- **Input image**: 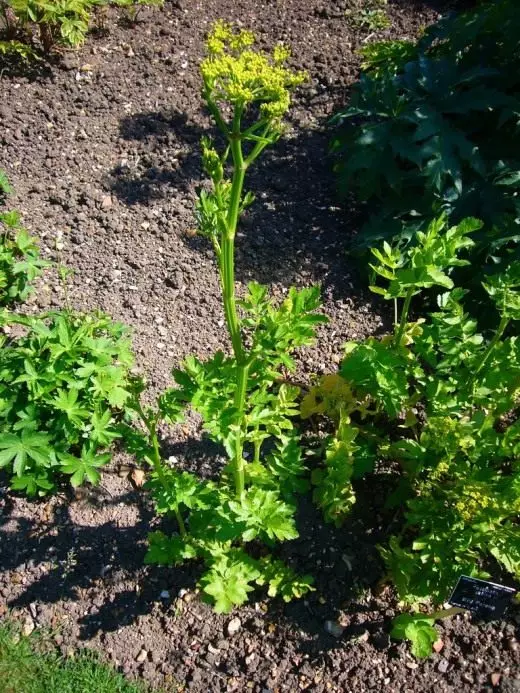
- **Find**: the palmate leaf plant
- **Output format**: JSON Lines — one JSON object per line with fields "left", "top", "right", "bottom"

{"left": 0, "top": 0, "right": 163, "bottom": 53}
{"left": 128, "top": 21, "right": 325, "bottom": 613}
{"left": 302, "top": 215, "right": 520, "bottom": 655}
{"left": 0, "top": 176, "right": 49, "bottom": 306}
{"left": 330, "top": 0, "right": 520, "bottom": 279}
{"left": 0, "top": 309, "right": 134, "bottom": 495}
{"left": 0, "top": 174, "right": 135, "bottom": 496}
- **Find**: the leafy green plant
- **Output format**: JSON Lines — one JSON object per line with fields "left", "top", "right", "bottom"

{"left": 0, "top": 0, "right": 163, "bottom": 53}
{"left": 331, "top": 0, "right": 520, "bottom": 276}
{"left": 0, "top": 309, "right": 133, "bottom": 495}
{"left": 0, "top": 169, "right": 12, "bottom": 196}
{"left": 111, "top": 0, "right": 163, "bottom": 23}
{"left": 345, "top": 0, "right": 390, "bottom": 32}
{"left": 303, "top": 215, "right": 520, "bottom": 653}
{"left": 129, "top": 21, "right": 325, "bottom": 613}
{"left": 358, "top": 39, "right": 416, "bottom": 78}
{"left": 0, "top": 176, "right": 48, "bottom": 306}
{"left": 5, "top": 0, "right": 97, "bottom": 51}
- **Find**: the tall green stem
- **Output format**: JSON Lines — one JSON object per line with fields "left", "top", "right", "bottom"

{"left": 233, "top": 363, "right": 249, "bottom": 496}
{"left": 220, "top": 235, "right": 244, "bottom": 363}
{"left": 470, "top": 313, "right": 510, "bottom": 384}
{"left": 217, "top": 106, "right": 252, "bottom": 497}
{"left": 394, "top": 288, "right": 414, "bottom": 347}
{"left": 174, "top": 507, "right": 187, "bottom": 537}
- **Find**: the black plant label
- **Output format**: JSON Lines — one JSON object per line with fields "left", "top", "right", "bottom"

{"left": 449, "top": 576, "right": 517, "bottom": 619}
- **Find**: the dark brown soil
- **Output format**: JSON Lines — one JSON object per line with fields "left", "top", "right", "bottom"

{"left": 1, "top": 1, "right": 519, "bottom": 692}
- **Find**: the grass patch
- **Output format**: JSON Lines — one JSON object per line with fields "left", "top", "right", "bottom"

{"left": 0, "top": 620, "right": 151, "bottom": 693}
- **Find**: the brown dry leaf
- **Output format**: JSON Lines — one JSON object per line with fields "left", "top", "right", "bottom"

{"left": 130, "top": 468, "right": 146, "bottom": 488}
{"left": 42, "top": 501, "right": 53, "bottom": 523}
{"left": 433, "top": 639, "right": 444, "bottom": 653}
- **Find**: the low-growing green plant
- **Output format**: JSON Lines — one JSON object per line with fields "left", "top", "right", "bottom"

{"left": 390, "top": 606, "right": 464, "bottom": 658}
{"left": 128, "top": 21, "right": 326, "bottom": 613}
{"left": 0, "top": 175, "right": 48, "bottom": 306}
{"left": 5, "top": 0, "right": 97, "bottom": 51}
{"left": 345, "top": 0, "right": 390, "bottom": 33}
{"left": 0, "top": 169, "right": 12, "bottom": 196}
{"left": 0, "top": 0, "right": 163, "bottom": 53}
{"left": 111, "top": 0, "right": 163, "bottom": 23}
{"left": 303, "top": 215, "right": 520, "bottom": 654}
{"left": 358, "top": 39, "right": 416, "bottom": 78}
{"left": 331, "top": 0, "right": 520, "bottom": 278}
{"left": 0, "top": 309, "right": 134, "bottom": 495}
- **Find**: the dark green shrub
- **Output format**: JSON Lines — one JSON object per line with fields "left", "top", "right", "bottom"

{"left": 331, "top": 0, "right": 520, "bottom": 273}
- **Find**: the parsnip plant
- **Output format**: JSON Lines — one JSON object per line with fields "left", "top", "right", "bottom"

{"left": 303, "top": 215, "right": 520, "bottom": 653}
{"left": 131, "top": 22, "right": 325, "bottom": 613}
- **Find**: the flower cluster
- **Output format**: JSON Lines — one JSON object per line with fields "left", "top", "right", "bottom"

{"left": 201, "top": 21, "right": 306, "bottom": 120}
{"left": 455, "top": 482, "right": 504, "bottom": 523}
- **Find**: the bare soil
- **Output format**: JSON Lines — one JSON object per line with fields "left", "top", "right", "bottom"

{"left": 1, "top": 1, "right": 519, "bottom": 691}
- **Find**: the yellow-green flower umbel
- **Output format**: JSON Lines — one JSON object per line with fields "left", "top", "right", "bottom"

{"left": 201, "top": 21, "right": 306, "bottom": 133}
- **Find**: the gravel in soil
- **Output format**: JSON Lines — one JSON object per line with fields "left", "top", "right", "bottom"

{"left": 1, "top": 0, "right": 519, "bottom": 691}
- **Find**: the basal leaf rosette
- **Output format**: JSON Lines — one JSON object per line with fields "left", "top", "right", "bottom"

{"left": 201, "top": 20, "right": 306, "bottom": 123}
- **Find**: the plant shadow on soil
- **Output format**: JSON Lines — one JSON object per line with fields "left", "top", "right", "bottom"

{"left": 1, "top": 451, "right": 402, "bottom": 655}
{"left": 105, "top": 101, "right": 374, "bottom": 307}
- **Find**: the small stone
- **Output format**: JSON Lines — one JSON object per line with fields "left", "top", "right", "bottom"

{"left": 136, "top": 649, "right": 148, "bottom": 663}
{"left": 159, "top": 590, "right": 170, "bottom": 600}
{"left": 491, "top": 673, "right": 501, "bottom": 687}
{"left": 141, "top": 221, "right": 150, "bottom": 230}
{"left": 507, "top": 638, "right": 519, "bottom": 652}
{"left": 324, "top": 620, "right": 344, "bottom": 638}
{"left": 178, "top": 588, "right": 188, "bottom": 598}
{"left": 406, "top": 661, "right": 419, "bottom": 670}
{"left": 433, "top": 639, "right": 444, "bottom": 653}
{"left": 22, "top": 617, "right": 35, "bottom": 636}
{"left": 438, "top": 659, "right": 449, "bottom": 674}
{"left": 207, "top": 643, "right": 220, "bottom": 655}
{"left": 101, "top": 195, "right": 112, "bottom": 209}
{"left": 227, "top": 617, "right": 242, "bottom": 636}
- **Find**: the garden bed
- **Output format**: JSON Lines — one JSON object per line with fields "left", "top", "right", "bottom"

{"left": 1, "top": 0, "right": 519, "bottom": 691}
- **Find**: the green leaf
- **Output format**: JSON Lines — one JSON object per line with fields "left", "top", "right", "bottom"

{"left": 0, "top": 429, "right": 51, "bottom": 477}
{"left": 391, "top": 613, "right": 438, "bottom": 659}
{"left": 256, "top": 556, "right": 314, "bottom": 602}
{"left": 59, "top": 444, "right": 111, "bottom": 487}
{"left": 144, "top": 531, "right": 198, "bottom": 566}
{"left": 199, "top": 549, "right": 261, "bottom": 614}
{"left": 227, "top": 488, "right": 298, "bottom": 543}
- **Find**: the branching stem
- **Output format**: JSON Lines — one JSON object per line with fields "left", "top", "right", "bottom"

{"left": 394, "top": 288, "right": 413, "bottom": 347}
